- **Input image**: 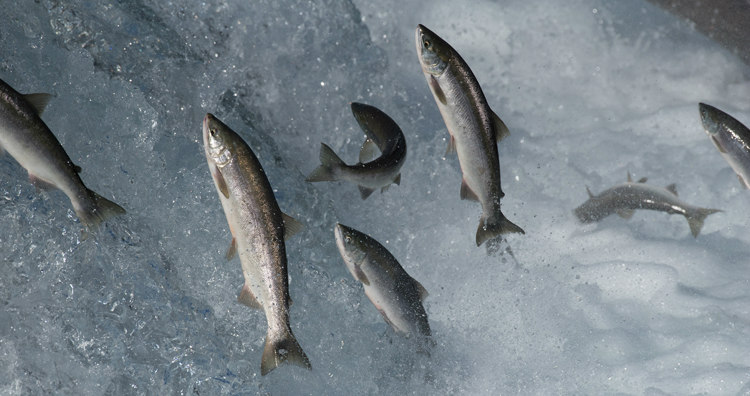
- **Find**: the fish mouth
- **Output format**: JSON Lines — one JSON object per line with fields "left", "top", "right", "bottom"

{"left": 333, "top": 223, "right": 347, "bottom": 248}
{"left": 415, "top": 25, "right": 425, "bottom": 56}
{"left": 698, "top": 103, "right": 720, "bottom": 134}
{"left": 202, "top": 113, "right": 214, "bottom": 147}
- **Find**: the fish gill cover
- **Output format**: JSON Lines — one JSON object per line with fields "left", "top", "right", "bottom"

{"left": 0, "top": 0, "right": 749, "bottom": 394}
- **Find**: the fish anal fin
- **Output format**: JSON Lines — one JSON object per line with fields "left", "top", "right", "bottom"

{"left": 413, "top": 279, "right": 429, "bottom": 301}
{"left": 666, "top": 183, "right": 678, "bottom": 196}
{"left": 359, "top": 137, "right": 380, "bottom": 163}
{"left": 429, "top": 75, "right": 447, "bottom": 105}
{"left": 225, "top": 238, "right": 237, "bottom": 261}
{"left": 460, "top": 179, "right": 480, "bottom": 201}
{"left": 491, "top": 110, "right": 510, "bottom": 142}
{"left": 445, "top": 136, "right": 456, "bottom": 156}
{"left": 23, "top": 93, "right": 53, "bottom": 115}
{"left": 616, "top": 209, "right": 635, "bottom": 219}
{"left": 238, "top": 283, "right": 262, "bottom": 309}
{"left": 393, "top": 173, "right": 401, "bottom": 186}
{"left": 359, "top": 186, "right": 375, "bottom": 200}
{"left": 213, "top": 167, "right": 230, "bottom": 198}
{"left": 376, "top": 307, "right": 398, "bottom": 332}
{"left": 29, "top": 174, "right": 57, "bottom": 192}
{"left": 282, "top": 212, "right": 303, "bottom": 239}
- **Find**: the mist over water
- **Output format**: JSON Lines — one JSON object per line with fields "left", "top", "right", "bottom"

{"left": 1, "top": 0, "right": 749, "bottom": 394}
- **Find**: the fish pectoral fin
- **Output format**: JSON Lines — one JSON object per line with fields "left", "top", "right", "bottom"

{"left": 711, "top": 135, "right": 728, "bottom": 153}
{"left": 445, "top": 136, "right": 456, "bottom": 156}
{"left": 491, "top": 110, "right": 510, "bottom": 142}
{"left": 282, "top": 212, "right": 303, "bottom": 239}
{"left": 616, "top": 209, "right": 635, "bottom": 219}
{"left": 225, "top": 238, "right": 237, "bottom": 261}
{"left": 740, "top": 175, "right": 750, "bottom": 189}
{"left": 429, "top": 75, "right": 447, "bottom": 105}
{"left": 23, "top": 93, "right": 53, "bottom": 115}
{"left": 212, "top": 167, "right": 230, "bottom": 198}
{"left": 237, "top": 283, "right": 262, "bottom": 309}
{"left": 393, "top": 173, "right": 401, "bottom": 186}
{"left": 359, "top": 137, "right": 380, "bottom": 163}
{"left": 460, "top": 179, "right": 480, "bottom": 201}
{"left": 666, "top": 183, "right": 678, "bottom": 196}
{"left": 352, "top": 263, "right": 370, "bottom": 285}
{"left": 359, "top": 186, "right": 375, "bottom": 200}
{"left": 637, "top": 177, "right": 648, "bottom": 183}
{"left": 72, "top": 164, "right": 82, "bottom": 173}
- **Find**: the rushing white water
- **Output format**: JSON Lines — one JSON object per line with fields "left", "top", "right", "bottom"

{"left": 1, "top": 0, "right": 749, "bottom": 394}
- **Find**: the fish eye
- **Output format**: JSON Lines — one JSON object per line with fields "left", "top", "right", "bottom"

{"left": 210, "top": 128, "right": 217, "bottom": 136}
{"left": 423, "top": 39, "right": 431, "bottom": 49}
{"left": 345, "top": 236, "right": 352, "bottom": 243}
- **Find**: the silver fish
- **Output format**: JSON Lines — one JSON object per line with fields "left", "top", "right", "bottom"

{"left": 306, "top": 102, "right": 406, "bottom": 199}
{"left": 334, "top": 223, "right": 431, "bottom": 341}
{"left": 574, "top": 174, "right": 721, "bottom": 237}
{"left": 415, "top": 24, "right": 524, "bottom": 245}
{"left": 0, "top": 78, "right": 125, "bottom": 230}
{"left": 203, "top": 113, "right": 310, "bottom": 376}
{"left": 699, "top": 102, "right": 750, "bottom": 188}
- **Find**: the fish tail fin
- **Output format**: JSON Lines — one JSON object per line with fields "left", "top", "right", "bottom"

{"left": 306, "top": 143, "right": 344, "bottom": 182}
{"left": 476, "top": 213, "right": 525, "bottom": 246}
{"left": 76, "top": 189, "right": 126, "bottom": 230}
{"left": 260, "top": 329, "right": 312, "bottom": 375}
{"left": 686, "top": 207, "right": 722, "bottom": 237}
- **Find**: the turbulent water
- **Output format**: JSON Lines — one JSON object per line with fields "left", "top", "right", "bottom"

{"left": 1, "top": 0, "right": 749, "bottom": 394}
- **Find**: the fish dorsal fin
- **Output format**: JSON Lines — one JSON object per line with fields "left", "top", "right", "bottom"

{"left": 282, "top": 212, "right": 303, "bottom": 239}
{"left": 637, "top": 177, "right": 648, "bottom": 183}
{"left": 24, "top": 93, "right": 53, "bottom": 115}
{"left": 627, "top": 172, "right": 632, "bottom": 182}
{"left": 393, "top": 173, "right": 401, "bottom": 186}
{"left": 213, "top": 167, "right": 230, "bottom": 198}
{"left": 585, "top": 186, "right": 594, "bottom": 198}
{"left": 460, "top": 178, "right": 480, "bottom": 201}
{"left": 359, "top": 185, "right": 375, "bottom": 200}
{"left": 238, "top": 283, "right": 262, "bottom": 309}
{"left": 666, "top": 183, "right": 678, "bottom": 196}
{"left": 445, "top": 136, "right": 456, "bottom": 155}
{"left": 359, "top": 137, "right": 380, "bottom": 163}
{"left": 491, "top": 110, "right": 510, "bottom": 142}
{"left": 225, "top": 237, "right": 237, "bottom": 260}
{"left": 616, "top": 209, "right": 635, "bottom": 219}
{"left": 413, "top": 278, "right": 429, "bottom": 301}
